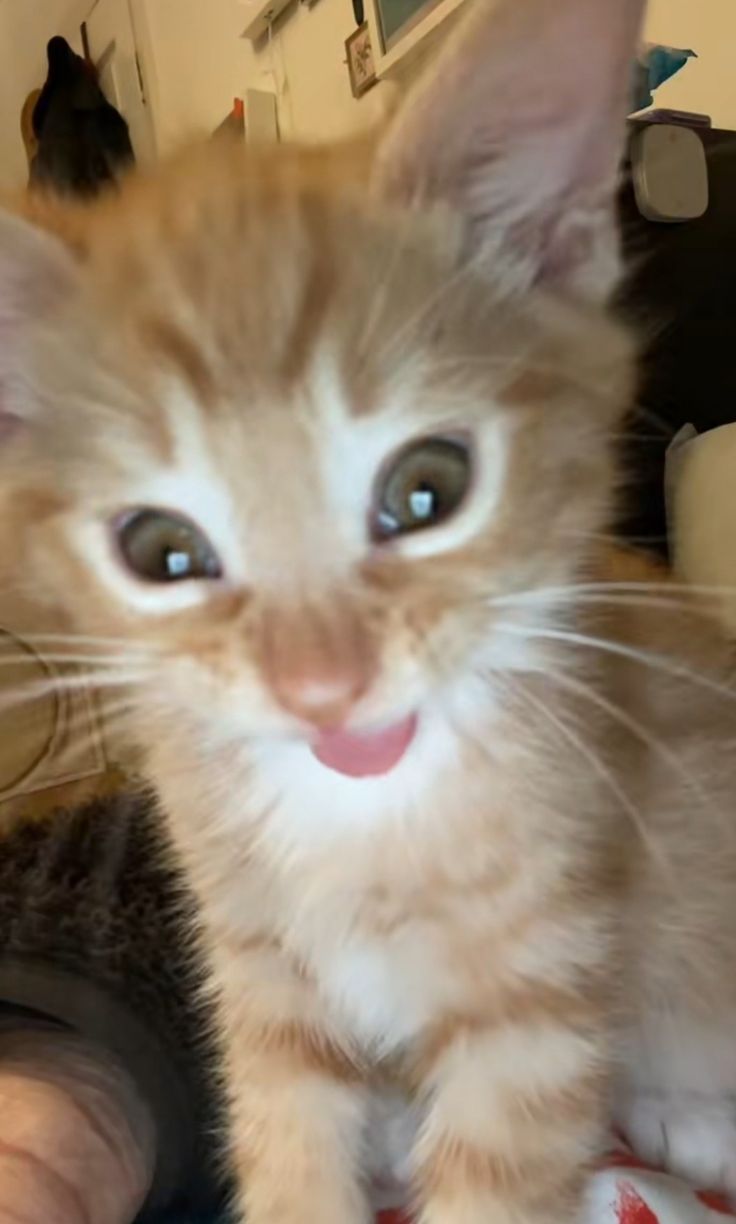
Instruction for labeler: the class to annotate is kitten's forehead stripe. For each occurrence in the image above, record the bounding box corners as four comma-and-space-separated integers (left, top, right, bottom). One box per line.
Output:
142, 316, 217, 410
280, 232, 336, 387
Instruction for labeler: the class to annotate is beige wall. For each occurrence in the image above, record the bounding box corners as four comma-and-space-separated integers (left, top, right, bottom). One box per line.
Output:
140, 0, 389, 150
143, 0, 736, 153
644, 0, 736, 128
140, 0, 248, 148
238, 0, 390, 143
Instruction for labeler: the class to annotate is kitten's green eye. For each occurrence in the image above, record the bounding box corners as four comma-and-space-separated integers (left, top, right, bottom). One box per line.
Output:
372, 437, 472, 542
115, 509, 223, 583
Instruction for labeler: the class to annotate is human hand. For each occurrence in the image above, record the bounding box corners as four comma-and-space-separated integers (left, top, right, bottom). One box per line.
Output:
0, 1029, 155, 1224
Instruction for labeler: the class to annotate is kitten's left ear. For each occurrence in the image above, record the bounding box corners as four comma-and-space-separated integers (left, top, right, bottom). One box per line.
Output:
0, 208, 79, 438
375, 0, 645, 303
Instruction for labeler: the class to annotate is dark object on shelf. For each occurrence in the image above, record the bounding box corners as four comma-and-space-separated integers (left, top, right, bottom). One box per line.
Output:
616, 121, 736, 558
0, 791, 229, 1221
31, 36, 135, 197
353, 0, 365, 27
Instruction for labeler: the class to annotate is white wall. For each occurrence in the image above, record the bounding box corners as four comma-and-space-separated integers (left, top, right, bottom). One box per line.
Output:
0, 0, 88, 189
238, 0, 390, 143
139, 0, 247, 148
140, 0, 389, 151
644, 0, 736, 129
140, 0, 736, 155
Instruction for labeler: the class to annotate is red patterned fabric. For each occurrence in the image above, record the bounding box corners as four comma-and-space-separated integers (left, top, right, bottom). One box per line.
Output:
375, 1144, 736, 1224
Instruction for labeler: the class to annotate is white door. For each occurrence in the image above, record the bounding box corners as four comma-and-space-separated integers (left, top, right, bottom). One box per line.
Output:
83, 0, 155, 164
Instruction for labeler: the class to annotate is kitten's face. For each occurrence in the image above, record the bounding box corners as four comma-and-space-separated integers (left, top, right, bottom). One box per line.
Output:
0, 0, 642, 780
6, 155, 628, 752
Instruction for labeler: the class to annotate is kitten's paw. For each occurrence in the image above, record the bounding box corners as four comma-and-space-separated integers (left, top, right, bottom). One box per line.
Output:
620, 1093, 736, 1198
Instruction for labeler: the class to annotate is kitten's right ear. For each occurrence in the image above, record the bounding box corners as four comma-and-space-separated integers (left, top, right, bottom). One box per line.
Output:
0, 208, 78, 439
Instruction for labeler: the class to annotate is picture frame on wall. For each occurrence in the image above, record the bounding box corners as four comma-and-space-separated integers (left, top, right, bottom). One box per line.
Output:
345, 22, 377, 98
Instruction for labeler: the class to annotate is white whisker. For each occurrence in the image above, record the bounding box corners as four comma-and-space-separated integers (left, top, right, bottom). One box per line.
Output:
491, 580, 736, 607
492, 592, 716, 618
0, 670, 145, 714
0, 653, 148, 670
507, 672, 675, 885
540, 663, 714, 815
495, 621, 736, 705
60, 696, 137, 771
2, 631, 146, 649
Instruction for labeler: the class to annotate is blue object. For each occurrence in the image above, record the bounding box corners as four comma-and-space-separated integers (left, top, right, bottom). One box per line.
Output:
631, 45, 697, 113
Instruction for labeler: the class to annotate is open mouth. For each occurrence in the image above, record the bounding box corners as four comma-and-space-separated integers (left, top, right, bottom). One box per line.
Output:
312, 713, 418, 778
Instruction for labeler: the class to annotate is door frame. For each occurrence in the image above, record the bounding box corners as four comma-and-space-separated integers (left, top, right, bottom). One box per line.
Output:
81, 0, 160, 159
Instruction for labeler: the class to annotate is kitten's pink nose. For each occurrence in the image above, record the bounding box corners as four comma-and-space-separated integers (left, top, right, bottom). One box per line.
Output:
257, 600, 376, 729
277, 673, 367, 728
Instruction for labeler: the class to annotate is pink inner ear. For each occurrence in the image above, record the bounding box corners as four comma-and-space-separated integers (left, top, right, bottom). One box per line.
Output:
376, 0, 645, 301
0, 412, 19, 443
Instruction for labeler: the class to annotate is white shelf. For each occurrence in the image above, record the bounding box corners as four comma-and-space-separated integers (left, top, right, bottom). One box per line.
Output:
239, 0, 293, 43
365, 0, 467, 81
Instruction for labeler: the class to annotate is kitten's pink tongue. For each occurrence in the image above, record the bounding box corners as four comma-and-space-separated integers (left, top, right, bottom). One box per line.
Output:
313, 714, 417, 778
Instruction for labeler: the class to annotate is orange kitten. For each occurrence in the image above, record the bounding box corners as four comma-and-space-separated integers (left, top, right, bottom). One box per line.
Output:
2, 1, 736, 1222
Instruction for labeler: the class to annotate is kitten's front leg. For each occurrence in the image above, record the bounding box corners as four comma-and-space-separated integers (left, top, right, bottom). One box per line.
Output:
413, 988, 607, 1224
215, 939, 371, 1224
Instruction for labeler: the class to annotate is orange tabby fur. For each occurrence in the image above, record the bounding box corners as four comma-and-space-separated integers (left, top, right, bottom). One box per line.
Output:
2, 1, 736, 1222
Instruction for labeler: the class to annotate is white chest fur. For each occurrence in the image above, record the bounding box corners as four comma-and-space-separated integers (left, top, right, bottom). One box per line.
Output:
318, 936, 431, 1052
287, 914, 460, 1056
